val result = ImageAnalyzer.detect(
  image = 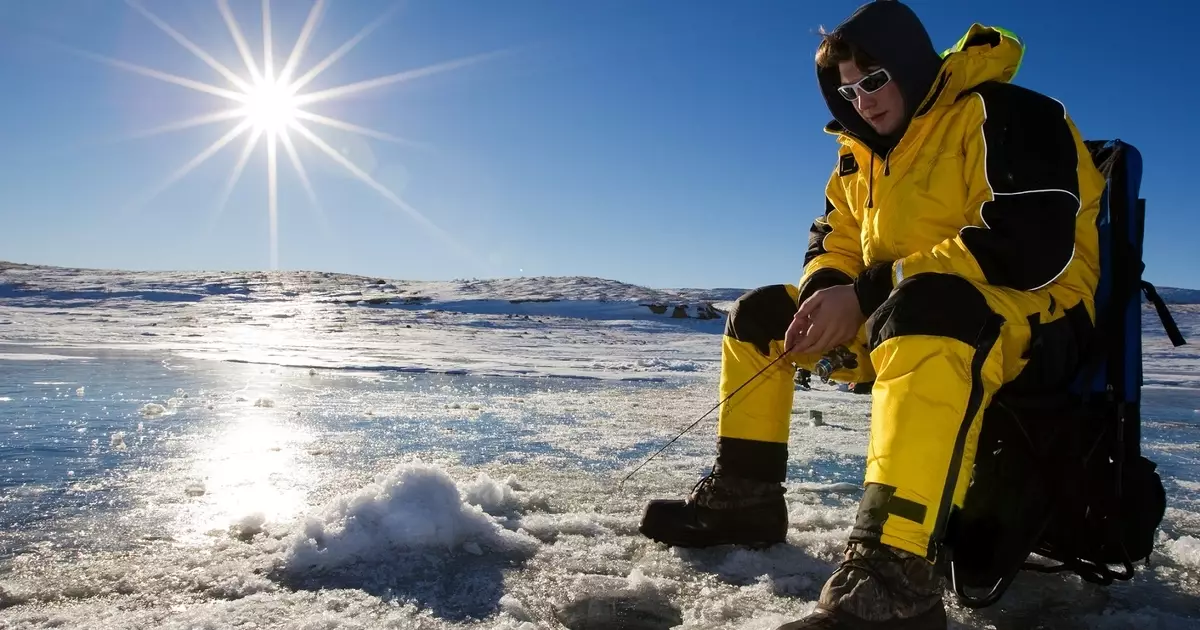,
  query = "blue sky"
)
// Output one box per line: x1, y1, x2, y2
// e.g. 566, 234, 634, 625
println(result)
0, 0, 1194, 290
